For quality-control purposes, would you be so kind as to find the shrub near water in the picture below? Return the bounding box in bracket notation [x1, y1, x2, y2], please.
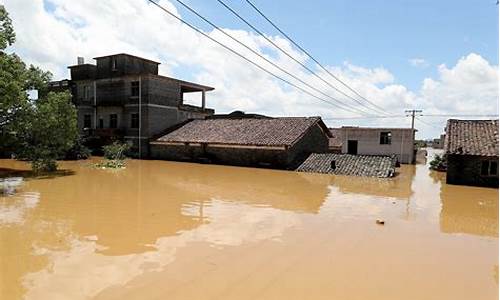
[429, 154, 446, 171]
[95, 141, 131, 169]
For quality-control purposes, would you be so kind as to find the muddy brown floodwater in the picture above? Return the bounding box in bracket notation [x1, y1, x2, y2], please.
[0, 149, 498, 300]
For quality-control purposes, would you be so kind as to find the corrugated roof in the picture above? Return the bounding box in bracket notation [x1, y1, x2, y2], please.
[444, 119, 499, 157]
[296, 153, 396, 178]
[155, 117, 328, 147]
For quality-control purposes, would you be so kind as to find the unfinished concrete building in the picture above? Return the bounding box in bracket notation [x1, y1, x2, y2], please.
[48, 53, 215, 156]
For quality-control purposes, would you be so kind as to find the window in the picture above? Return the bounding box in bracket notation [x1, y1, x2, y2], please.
[481, 160, 498, 176]
[109, 114, 118, 129]
[83, 85, 90, 100]
[99, 118, 104, 129]
[83, 114, 91, 129]
[131, 81, 140, 97]
[380, 131, 392, 145]
[131, 113, 139, 129]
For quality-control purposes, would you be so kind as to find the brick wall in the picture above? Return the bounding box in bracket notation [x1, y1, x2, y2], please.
[446, 154, 499, 188]
[287, 124, 329, 168]
[150, 123, 330, 169]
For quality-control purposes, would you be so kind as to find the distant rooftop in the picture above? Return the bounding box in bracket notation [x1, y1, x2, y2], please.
[444, 119, 499, 157]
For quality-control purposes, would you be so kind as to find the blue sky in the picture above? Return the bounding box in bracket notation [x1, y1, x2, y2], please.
[5, 0, 499, 138]
[176, 0, 498, 91]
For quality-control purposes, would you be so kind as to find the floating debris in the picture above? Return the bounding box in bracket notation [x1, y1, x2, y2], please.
[0, 177, 24, 196]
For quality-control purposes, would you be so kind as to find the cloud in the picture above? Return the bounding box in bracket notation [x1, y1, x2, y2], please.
[1, 0, 498, 139]
[409, 58, 429, 68]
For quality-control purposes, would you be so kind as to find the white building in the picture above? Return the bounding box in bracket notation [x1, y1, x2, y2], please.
[332, 126, 416, 164]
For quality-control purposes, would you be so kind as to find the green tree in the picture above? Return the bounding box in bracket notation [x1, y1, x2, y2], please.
[0, 5, 78, 171]
[16, 92, 78, 171]
[0, 5, 15, 49]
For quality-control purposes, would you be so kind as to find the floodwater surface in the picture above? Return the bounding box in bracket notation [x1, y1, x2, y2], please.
[0, 149, 498, 300]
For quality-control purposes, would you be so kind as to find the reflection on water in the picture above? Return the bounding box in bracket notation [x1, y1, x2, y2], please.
[0, 154, 498, 300]
[439, 177, 498, 237]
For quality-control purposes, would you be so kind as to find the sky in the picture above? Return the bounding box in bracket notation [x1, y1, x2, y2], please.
[1, 0, 498, 139]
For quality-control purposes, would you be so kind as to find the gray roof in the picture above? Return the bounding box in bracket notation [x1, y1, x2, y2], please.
[296, 153, 396, 178]
[155, 117, 330, 147]
[444, 119, 499, 157]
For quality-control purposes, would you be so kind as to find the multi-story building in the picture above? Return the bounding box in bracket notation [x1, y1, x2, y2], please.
[48, 53, 215, 157]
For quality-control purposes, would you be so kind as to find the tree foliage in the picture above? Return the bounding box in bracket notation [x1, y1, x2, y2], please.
[0, 5, 78, 171]
[15, 92, 78, 171]
[0, 5, 15, 50]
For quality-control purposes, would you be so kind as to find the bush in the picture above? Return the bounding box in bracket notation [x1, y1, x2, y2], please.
[94, 141, 131, 169]
[429, 154, 446, 171]
[103, 141, 130, 160]
[64, 136, 91, 160]
[31, 158, 57, 172]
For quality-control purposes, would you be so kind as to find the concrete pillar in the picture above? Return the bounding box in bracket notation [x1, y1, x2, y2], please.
[202, 90, 206, 109]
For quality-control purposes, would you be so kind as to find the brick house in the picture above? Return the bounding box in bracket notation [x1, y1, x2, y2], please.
[150, 114, 332, 169]
[48, 53, 215, 156]
[444, 119, 499, 188]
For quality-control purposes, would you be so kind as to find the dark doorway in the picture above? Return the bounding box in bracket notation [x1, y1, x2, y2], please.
[347, 140, 358, 155]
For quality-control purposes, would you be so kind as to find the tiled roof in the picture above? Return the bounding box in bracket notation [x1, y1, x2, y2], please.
[296, 153, 396, 178]
[155, 117, 329, 147]
[444, 119, 499, 157]
[329, 128, 343, 148]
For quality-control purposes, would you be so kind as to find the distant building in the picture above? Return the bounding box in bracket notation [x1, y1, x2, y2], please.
[48, 53, 215, 156]
[432, 134, 445, 149]
[327, 127, 416, 164]
[150, 115, 331, 169]
[444, 119, 498, 188]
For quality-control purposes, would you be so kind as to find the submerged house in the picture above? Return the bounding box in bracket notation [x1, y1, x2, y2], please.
[48, 53, 215, 156]
[444, 119, 499, 188]
[327, 126, 416, 164]
[150, 115, 332, 169]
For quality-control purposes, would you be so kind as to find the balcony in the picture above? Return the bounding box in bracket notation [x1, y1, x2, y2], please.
[84, 128, 124, 137]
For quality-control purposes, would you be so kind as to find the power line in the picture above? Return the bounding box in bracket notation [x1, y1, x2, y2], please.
[421, 114, 499, 118]
[323, 115, 406, 120]
[405, 109, 423, 132]
[415, 116, 443, 130]
[169, 0, 375, 116]
[146, 0, 368, 115]
[244, 0, 389, 114]
[214, 0, 391, 116]
[324, 113, 499, 120]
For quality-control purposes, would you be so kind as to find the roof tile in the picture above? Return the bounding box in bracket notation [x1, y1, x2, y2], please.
[156, 117, 325, 147]
[444, 119, 499, 157]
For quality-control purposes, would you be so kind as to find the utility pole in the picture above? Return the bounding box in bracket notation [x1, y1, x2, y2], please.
[405, 109, 422, 164]
[405, 109, 423, 131]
